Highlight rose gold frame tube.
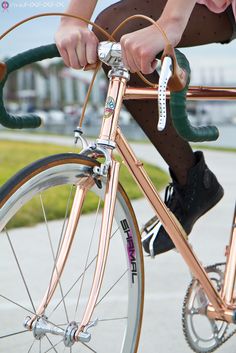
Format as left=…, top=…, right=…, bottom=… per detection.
left=222, top=204, right=236, bottom=305
left=124, top=86, right=236, bottom=101
left=29, top=178, right=93, bottom=326
left=207, top=304, right=235, bottom=323
left=75, top=160, right=120, bottom=338
left=115, top=128, right=226, bottom=312
left=99, top=76, right=127, bottom=142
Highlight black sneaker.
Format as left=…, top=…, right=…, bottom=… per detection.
left=142, top=151, right=224, bottom=256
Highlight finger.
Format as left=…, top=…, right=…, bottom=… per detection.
left=132, top=51, right=142, bottom=73
left=121, top=44, right=129, bottom=70
left=122, top=45, right=139, bottom=73
left=121, top=36, right=140, bottom=73
left=140, top=55, right=155, bottom=75
left=76, top=40, right=87, bottom=68
left=58, top=35, right=82, bottom=69
left=126, top=53, right=139, bottom=73
left=83, top=63, right=98, bottom=71
left=86, top=39, right=98, bottom=65
left=67, top=46, right=81, bottom=69
left=57, top=46, right=70, bottom=67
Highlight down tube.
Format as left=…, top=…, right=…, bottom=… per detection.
left=115, top=128, right=226, bottom=312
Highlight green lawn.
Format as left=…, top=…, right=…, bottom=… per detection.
left=0, top=140, right=168, bottom=228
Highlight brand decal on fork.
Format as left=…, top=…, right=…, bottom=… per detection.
left=120, top=219, right=137, bottom=283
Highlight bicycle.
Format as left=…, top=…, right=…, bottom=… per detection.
left=0, top=13, right=236, bottom=353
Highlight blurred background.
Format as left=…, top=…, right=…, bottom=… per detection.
left=0, top=0, right=236, bottom=145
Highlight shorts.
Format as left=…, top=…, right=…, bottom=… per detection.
left=225, top=5, right=236, bottom=42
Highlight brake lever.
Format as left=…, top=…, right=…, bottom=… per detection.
left=157, top=56, right=173, bottom=131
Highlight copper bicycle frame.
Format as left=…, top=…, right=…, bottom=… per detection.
left=74, top=77, right=236, bottom=336
left=89, top=78, right=236, bottom=326
left=32, top=77, right=236, bottom=339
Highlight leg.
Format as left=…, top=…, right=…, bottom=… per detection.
left=94, top=0, right=233, bottom=185
left=93, top=1, right=231, bottom=255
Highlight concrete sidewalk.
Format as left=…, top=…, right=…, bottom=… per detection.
left=0, top=131, right=236, bottom=352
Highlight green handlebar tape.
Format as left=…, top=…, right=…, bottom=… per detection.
left=170, top=49, right=219, bottom=142
left=0, top=44, right=60, bottom=129
left=0, top=43, right=219, bottom=138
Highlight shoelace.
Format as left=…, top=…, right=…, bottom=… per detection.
left=164, top=183, right=183, bottom=211
left=165, top=181, right=195, bottom=215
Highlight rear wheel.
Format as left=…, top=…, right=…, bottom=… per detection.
left=0, top=153, right=144, bottom=353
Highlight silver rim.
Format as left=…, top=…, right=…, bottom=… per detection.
left=0, top=157, right=143, bottom=353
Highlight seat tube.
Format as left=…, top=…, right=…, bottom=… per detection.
left=97, top=68, right=129, bottom=147
left=222, top=203, right=236, bottom=305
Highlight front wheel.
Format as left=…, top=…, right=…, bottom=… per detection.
left=0, top=153, right=144, bottom=353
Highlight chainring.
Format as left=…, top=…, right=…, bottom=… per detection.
left=182, top=263, right=236, bottom=353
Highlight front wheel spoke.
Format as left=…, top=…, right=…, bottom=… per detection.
left=0, top=293, right=35, bottom=317
left=0, top=329, right=28, bottom=339
left=98, top=316, right=128, bottom=322
left=39, top=194, right=69, bottom=323
left=74, top=198, right=101, bottom=319
left=96, top=269, right=128, bottom=308
left=44, top=334, right=61, bottom=353
left=48, top=227, right=120, bottom=319
left=81, top=341, right=97, bottom=353
left=5, top=228, right=36, bottom=313
left=27, top=339, right=37, bottom=353
left=48, top=254, right=97, bottom=319
left=0, top=293, right=66, bottom=343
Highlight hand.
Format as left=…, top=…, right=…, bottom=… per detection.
left=120, top=22, right=182, bottom=74
left=55, top=20, right=99, bottom=69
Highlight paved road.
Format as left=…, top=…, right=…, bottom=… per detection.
left=131, top=148, right=236, bottom=353
left=0, top=131, right=236, bottom=352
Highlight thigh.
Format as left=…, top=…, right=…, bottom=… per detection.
left=94, top=0, right=233, bottom=46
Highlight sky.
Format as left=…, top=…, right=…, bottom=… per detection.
left=0, top=0, right=236, bottom=84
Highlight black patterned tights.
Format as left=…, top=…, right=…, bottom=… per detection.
left=94, top=0, right=233, bottom=184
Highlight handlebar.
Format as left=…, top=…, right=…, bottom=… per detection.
left=0, top=42, right=219, bottom=141
left=0, top=44, right=60, bottom=129
left=169, top=49, right=219, bottom=142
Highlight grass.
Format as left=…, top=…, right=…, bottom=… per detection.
left=0, top=140, right=168, bottom=228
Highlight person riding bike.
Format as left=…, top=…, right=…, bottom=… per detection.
left=55, top=0, right=236, bottom=255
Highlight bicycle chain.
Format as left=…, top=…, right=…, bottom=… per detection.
left=182, top=262, right=236, bottom=353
